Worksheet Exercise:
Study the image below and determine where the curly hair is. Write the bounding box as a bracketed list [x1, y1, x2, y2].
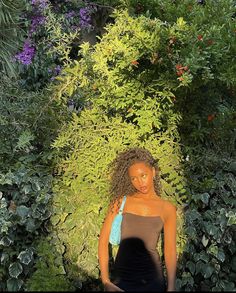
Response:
[109, 147, 162, 209]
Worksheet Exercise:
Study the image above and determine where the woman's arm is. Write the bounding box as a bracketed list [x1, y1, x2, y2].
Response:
[98, 198, 122, 287]
[98, 210, 113, 285]
[163, 202, 177, 291]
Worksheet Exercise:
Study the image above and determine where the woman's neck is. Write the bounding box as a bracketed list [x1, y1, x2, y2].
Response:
[132, 191, 159, 199]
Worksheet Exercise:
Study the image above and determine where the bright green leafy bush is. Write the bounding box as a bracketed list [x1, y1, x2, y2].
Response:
[52, 107, 187, 290]
[1, 0, 235, 291]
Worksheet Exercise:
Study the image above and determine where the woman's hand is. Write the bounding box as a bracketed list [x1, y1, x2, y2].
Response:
[104, 281, 124, 292]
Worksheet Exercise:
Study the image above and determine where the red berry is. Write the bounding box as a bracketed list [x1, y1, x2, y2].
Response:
[131, 60, 139, 66]
[197, 35, 203, 41]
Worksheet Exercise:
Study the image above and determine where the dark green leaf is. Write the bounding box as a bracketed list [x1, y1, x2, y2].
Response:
[200, 193, 210, 204]
[203, 265, 214, 278]
[216, 250, 225, 262]
[186, 260, 195, 275]
[201, 234, 209, 247]
[25, 218, 37, 232]
[0, 236, 13, 246]
[17, 250, 33, 265]
[8, 262, 23, 278]
[1, 252, 9, 264]
[22, 184, 32, 194]
[7, 278, 23, 291]
[16, 205, 30, 218]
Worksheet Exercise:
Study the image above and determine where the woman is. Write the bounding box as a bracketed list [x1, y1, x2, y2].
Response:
[98, 147, 177, 292]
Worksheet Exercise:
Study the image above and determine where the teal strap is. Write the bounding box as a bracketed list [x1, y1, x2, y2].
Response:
[118, 196, 127, 214]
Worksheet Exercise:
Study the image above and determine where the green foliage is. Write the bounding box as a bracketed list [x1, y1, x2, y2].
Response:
[0, 0, 26, 77]
[55, 10, 182, 112]
[55, 1, 236, 107]
[50, 2, 236, 291]
[0, 77, 67, 166]
[0, 160, 54, 291]
[42, 4, 79, 64]
[177, 150, 236, 291]
[0, 77, 66, 290]
[51, 105, 187, 289]
[16, 1, 80, 90]
[1, 0, 235, 291]
[25, 235, 74, 291]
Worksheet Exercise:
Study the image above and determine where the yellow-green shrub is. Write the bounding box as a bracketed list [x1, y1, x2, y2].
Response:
[51, 107, 187, 288]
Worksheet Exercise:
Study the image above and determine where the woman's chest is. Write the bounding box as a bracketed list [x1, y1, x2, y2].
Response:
[123, 197, 164, 218]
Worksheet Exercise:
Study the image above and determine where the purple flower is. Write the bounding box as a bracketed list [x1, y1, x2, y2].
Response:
[54, 65, 61, 75]
[71, 25, 80, 31]
[15, 40, 36, 65]
[48, 65, 62, 81]
[79, 7, 93, 29]
[30, 14, 46, 34]
[65, 11, 77, 18]
[31, 0, 49, 10]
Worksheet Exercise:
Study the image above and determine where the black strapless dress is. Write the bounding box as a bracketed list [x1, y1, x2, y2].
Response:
[113, 213, 166, 292]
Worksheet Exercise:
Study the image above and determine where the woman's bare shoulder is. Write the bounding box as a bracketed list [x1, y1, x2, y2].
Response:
[161, 198, 177, 219]
[108, 196, 123, 214]
[162, 198, 176, 209]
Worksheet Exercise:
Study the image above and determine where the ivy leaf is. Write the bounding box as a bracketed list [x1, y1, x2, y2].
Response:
[17, 250, 33, 265]
[1, 252, 9, 264]
[186, 260, 195, 275]
[226, 211, 236, 226]
[196, 260, 205, 274]
[198, 251, 209, 263]
[223, 282, 235, 291]
[201, 234, 209, 247]
[8, 262, 23, 278]
[186, 209, 201, 222]
[22, 184, 32, 195]
[16, 205, 30, 218]
[207, 244, 218, 256]
[204, 222, 218, 236]
[228, 162, 236, 175]
[216, 250, 225, 262]
[175, 278, 182, 291]
[31, 180, 41, 191]
[7, 278, 23, 291]
[203, 265, 214, 278]
[181, 272, 194, 286]
[212, 286, 221, 291]
[200, 193, 210, 204]
[25, 218, 37, 232]
[0, 236, 13, 246]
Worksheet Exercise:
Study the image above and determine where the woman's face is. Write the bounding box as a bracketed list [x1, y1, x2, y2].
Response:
[128, 161, 155, 194]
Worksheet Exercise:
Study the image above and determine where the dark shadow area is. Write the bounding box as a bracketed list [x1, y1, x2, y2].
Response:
[74, 270, 103, 292]
[108, 237, 166, 292]
[172, 82, 236, 291]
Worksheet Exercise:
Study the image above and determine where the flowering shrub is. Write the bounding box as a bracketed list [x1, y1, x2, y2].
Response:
[79, 6, 94, 29]
[1, 0, 235, 291]
[15, 40, 36, 65]
[14, 0, 81, 89]
[50, 1, 236, 291]
[13, 0, 116, 89]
